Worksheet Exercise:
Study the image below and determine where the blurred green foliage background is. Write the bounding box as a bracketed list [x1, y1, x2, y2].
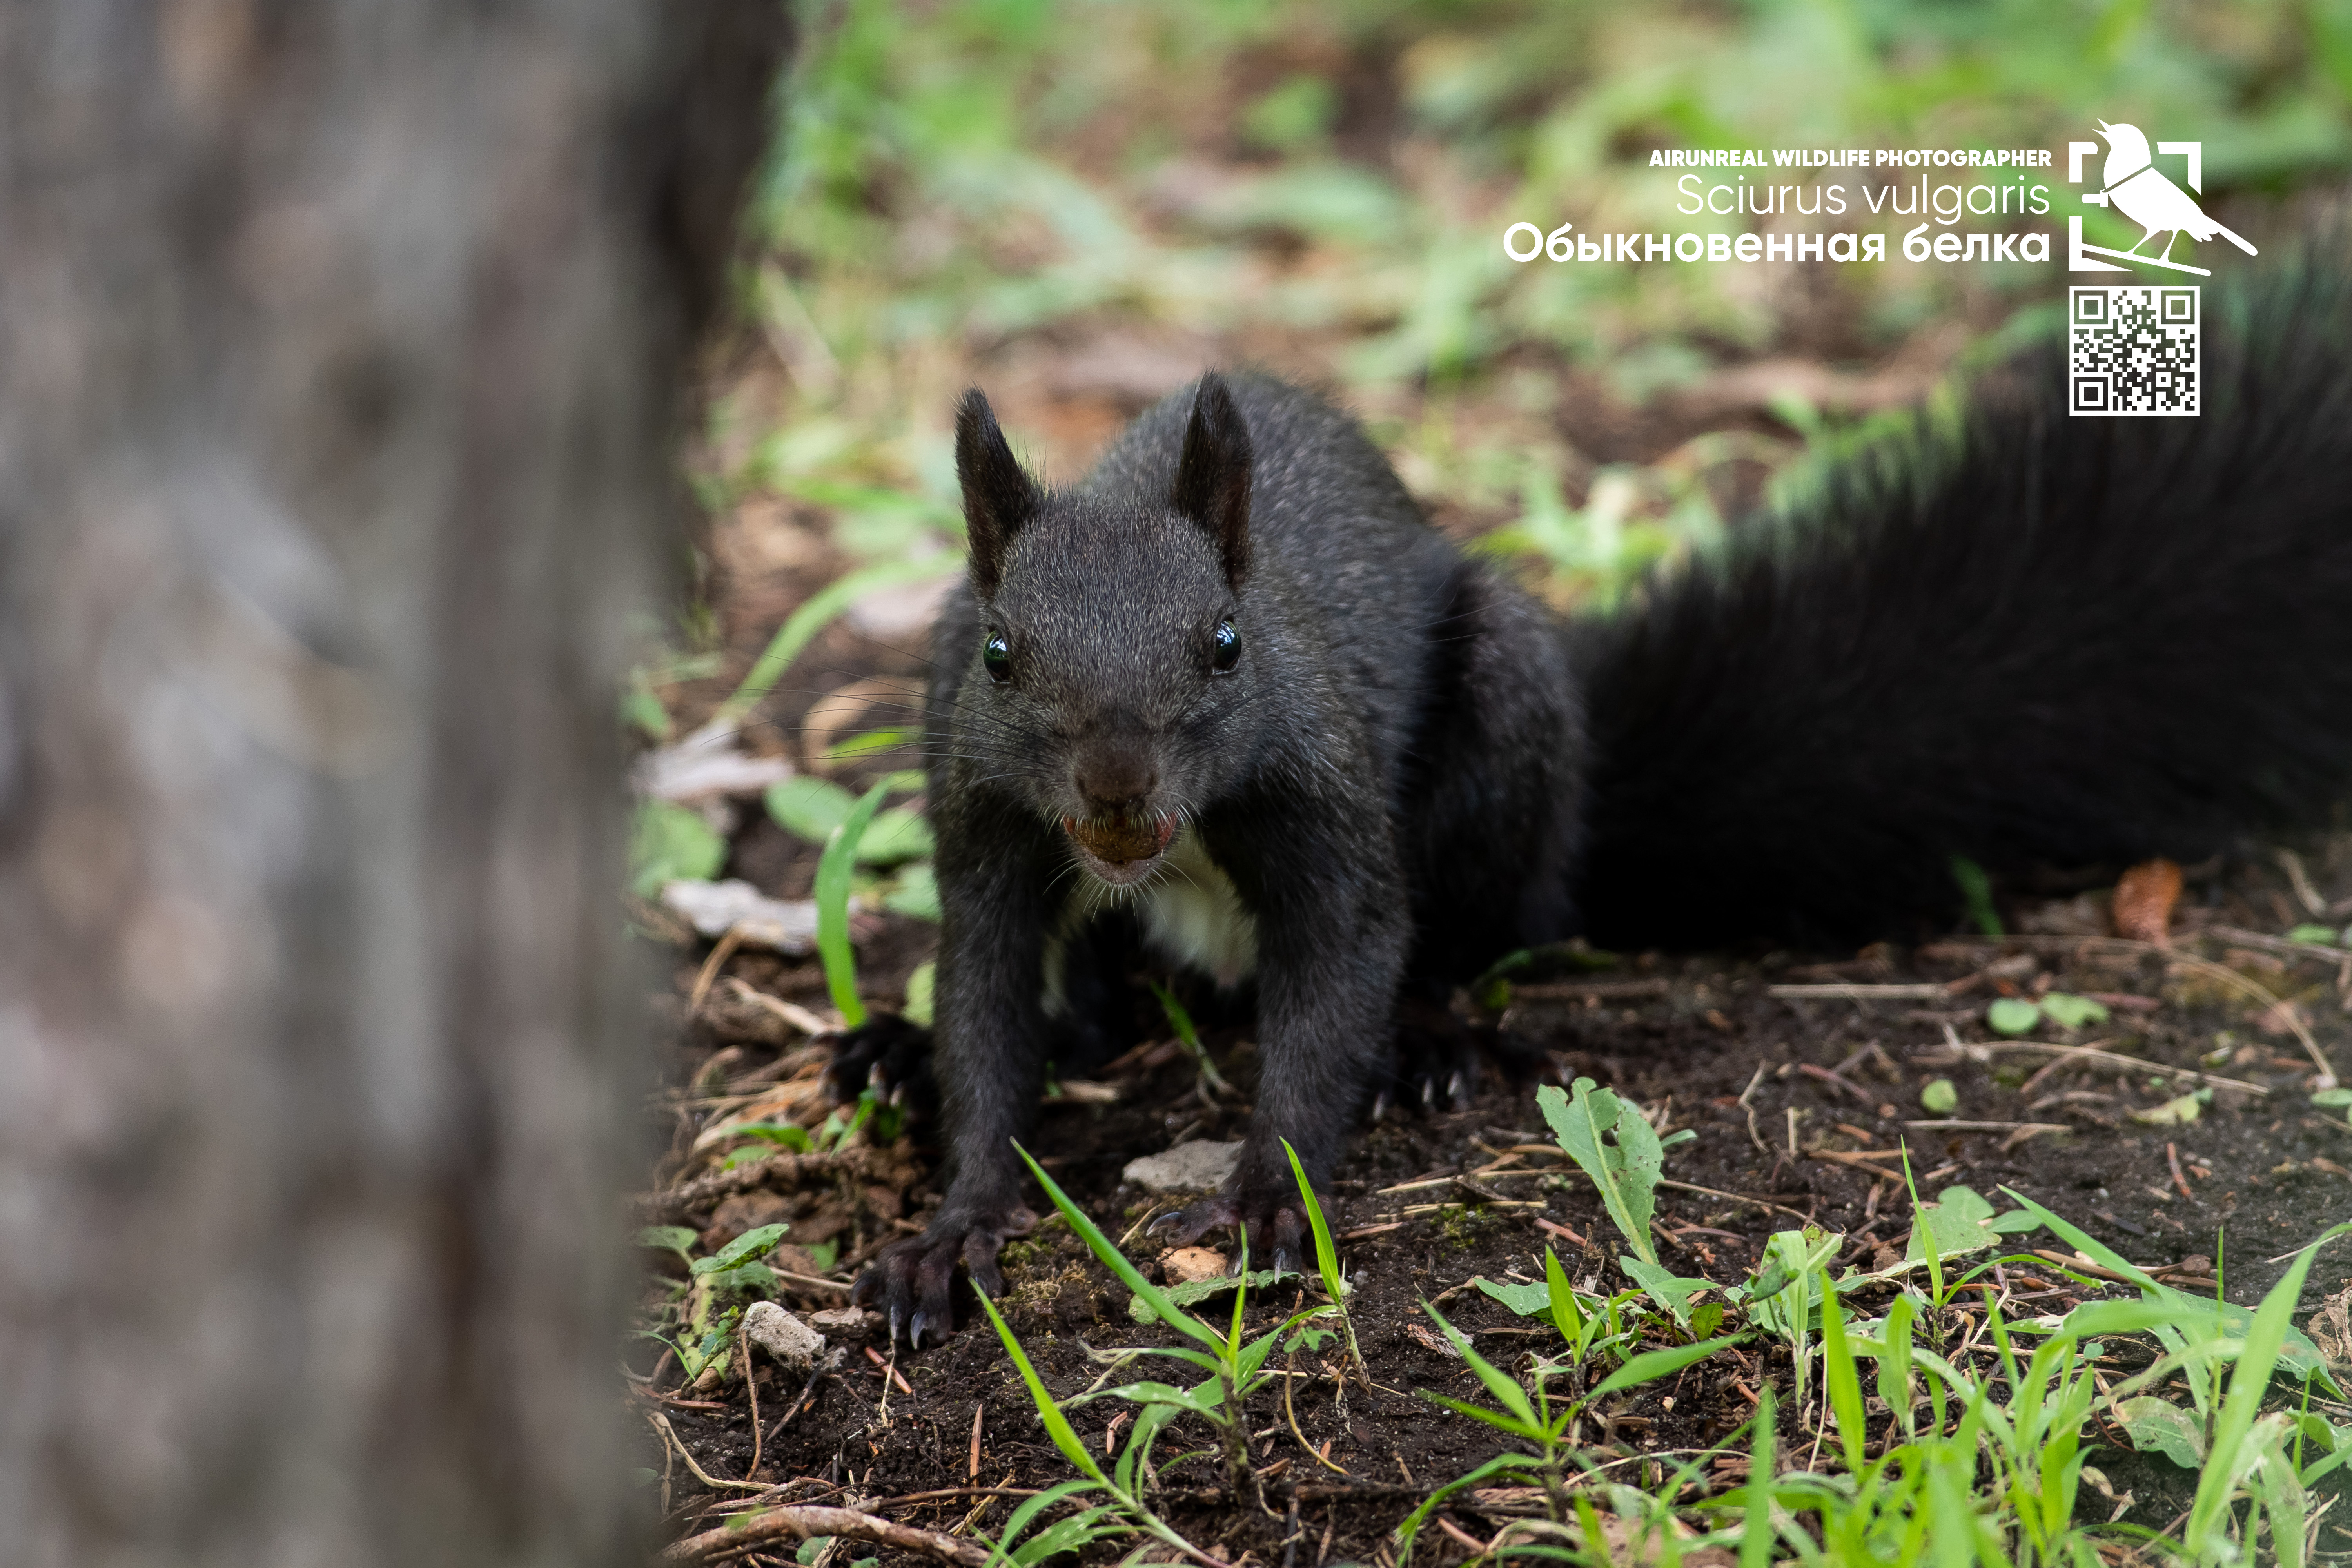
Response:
[689, 0, 2352, 637]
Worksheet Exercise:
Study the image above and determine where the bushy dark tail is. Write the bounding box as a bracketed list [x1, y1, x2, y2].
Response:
[1572, 254, 2352, 949]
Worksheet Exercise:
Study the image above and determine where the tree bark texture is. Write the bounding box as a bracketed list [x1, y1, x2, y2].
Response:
[0, 4, 786, 1564]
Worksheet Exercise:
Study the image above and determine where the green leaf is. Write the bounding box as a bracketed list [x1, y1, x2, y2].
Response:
[1906, 1185, 2001, 1261]
[883, 864, 941, 921]
[2130, 1088, 2209, 1126]
[857, 806, 934, 865]
[637, 1225, 698, 1262]
[765, 776, 858, 844]
[1538, 1078, 1662, 1265]
[2288, 923, 2339, 945]
[1619, 1254, 1712, 1327]
[1951, 855, 2003, 937]
[1747, 1229, 1840, 1338]
[1920, 1076, 1961, 1112]
[630, 800, 727, 898]
[694, 1223, 787, 1274]
[706, 1261, 777, 1294]
[2312, 1087, 2352, 1109]
[2187, 1223, 2352, 1551]
[1985, 999, 2040, 1037]
[1076, 1379, 1228, 1419]
[903, 961, 936, 1027]
[1589, 1332, 1744, 1401]
[1475, 1277, 1553, 1316]
[2039, 992, 2111, 1029]
[1127, 1268, 1285, 1321]
[621, 684, 671, 743]
[2114, 1396, 2205, 1467]
[824, 727, 913, 762]
[729, 1122, 814, 1152]
[1542, 1250, 1585, 1347]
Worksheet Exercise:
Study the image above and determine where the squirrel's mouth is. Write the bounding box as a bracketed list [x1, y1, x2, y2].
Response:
[1062, 808, 1178, 887]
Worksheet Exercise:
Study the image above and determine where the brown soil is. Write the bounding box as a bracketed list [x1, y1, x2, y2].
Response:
[634, 793, 2352, 1561]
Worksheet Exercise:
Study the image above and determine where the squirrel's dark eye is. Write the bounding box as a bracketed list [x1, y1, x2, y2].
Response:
[982, 631, 1011, 682]
[1210, 619, 1240, 673]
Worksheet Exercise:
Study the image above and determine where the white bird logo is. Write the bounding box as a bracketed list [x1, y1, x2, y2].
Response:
[2086, 120, 2256, 264]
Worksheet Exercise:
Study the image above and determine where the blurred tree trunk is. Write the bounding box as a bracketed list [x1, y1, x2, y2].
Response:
[0, 4, 786, 1565]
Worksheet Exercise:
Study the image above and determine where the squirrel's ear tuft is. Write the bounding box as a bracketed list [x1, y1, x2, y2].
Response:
[1171, 372, 1252, 591]
[956, 388, 1036, 598]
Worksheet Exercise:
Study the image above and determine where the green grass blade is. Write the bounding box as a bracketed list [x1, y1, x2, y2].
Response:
[1877, 1293, 1916, 1438]
[1419, 1390, 1551, 1443]
[2187, 1222, 2352, 1552]
[1590, 1333, 1746, 1402]
[1543, 1247, 1584, 1348]
[996, 1477, 1105, 1561]
[1282, 1139, 1346, 1310]
[975, 1288, 1113, 1488]
[1227, 1229, 1249, 1359]
[1153, 982, 1231, 1093]
[813, 779, 897, 1026]
[1998, 1189, 2172, 1297]
[1818, 1271, 1867, 1475]
[1016, 1143, 1223, 1353]
[1013, 1509, 1128, 1566]
[719, 557, 952, 720]
[1739, 1387, 1775, 1568]
[1422, 1298, 1538, 1426]
[1394, 1453, 1542, 1566]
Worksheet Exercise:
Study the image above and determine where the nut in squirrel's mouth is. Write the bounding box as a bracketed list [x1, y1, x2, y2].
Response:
[1062, 808, 1178, 886]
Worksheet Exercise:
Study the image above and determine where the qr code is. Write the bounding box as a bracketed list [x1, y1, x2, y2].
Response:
[2070, 286, 2199, 416]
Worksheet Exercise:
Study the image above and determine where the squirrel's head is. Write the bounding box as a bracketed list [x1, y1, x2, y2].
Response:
[953, 373, 1256, 889]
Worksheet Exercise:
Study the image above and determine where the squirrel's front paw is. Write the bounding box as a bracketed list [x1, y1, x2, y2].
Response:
[1147, 1186, 1310, 1277]
[852, 1206, 1035, 1347]
[824, 1012, 938, 1117]
[1377, 998, 1494, 1118]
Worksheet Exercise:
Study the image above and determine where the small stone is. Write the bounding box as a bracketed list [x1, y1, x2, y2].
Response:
[1161, 1247, 1227, 1284]
[741, 1301, 826, 1370]
[810, 1305, 871, 1338]
[1122, 1139, 1243, 1193]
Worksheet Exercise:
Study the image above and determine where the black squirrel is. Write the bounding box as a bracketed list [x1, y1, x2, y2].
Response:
[835, 258, 2352, 1345]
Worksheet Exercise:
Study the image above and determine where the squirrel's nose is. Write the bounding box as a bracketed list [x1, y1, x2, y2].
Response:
[1072, 748, 1158, 813]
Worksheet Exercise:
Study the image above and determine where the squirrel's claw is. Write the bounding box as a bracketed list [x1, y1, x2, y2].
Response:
[824, 1013, 940, 1119]
[853, 1205, 1034, 1347]
[1151, 1187, 1312, 1273]
[1148, 1194, 1240, 1248]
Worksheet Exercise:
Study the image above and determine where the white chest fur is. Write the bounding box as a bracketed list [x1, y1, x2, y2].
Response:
[1136, 831, 1259, 990]
[1041, 831, 1259, 1018]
